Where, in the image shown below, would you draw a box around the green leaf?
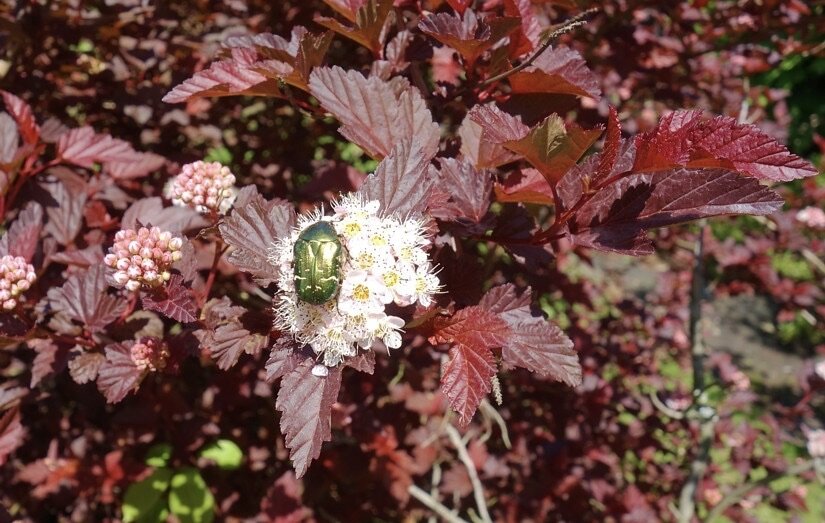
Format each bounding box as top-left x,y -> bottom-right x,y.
169,467 -> 215,523
145,443 -> 172,467
122,468 -> 173,523
199,439 -> 243,470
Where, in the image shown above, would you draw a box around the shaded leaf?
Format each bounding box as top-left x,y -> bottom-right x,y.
0,112 -> 18,165
51,265 -> 126,333
504,319 -> 581,386
0,90 -> 39,145
441,343 -> 496,426
0,408 -> 24,466
265,338 -> 307,382
196,297 -> 269,369
218,187 -> 295,286
56,126 -> 134,169
67,352 -> 106,385
105,151 -> 166,180
316,0 -> 393,55
570,167 -> 784,255
41,172 -> 88,246
432,306 -> 511,350
494,168 -> 554,206
121,197 -> 206,233
432,158 -> 492,223
141,275 -> 197,323
28,339 -> 65,388
508,46 -> 601,99
419,11 -> 519,67
0,202 -> 43,261
503,0 -> 541,55
49,245 -> 104,268
276,360 -> 342,478
345,349 -> 375,374
309,66 -> 439,159
97,342 -> 145,404
0,384 -> 26,410
478,283 -> 532,323
458,109 -> 520,169
358,139 -> 439,218
593,106 -> 622,184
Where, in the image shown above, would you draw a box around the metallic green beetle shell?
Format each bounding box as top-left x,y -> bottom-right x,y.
293,221 -> 344,305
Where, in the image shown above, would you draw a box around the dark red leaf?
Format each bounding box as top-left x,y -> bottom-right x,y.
478,283 -> 532,322
503,0 -> 541,55
67,352 -> 106,385
104,151 -> 166,180
141,275 -> 197,323
97,343 -> 144,404
0,384 -> 26,411
56,126 -> 135,169
0,112 -> 18,165
218,187 -> 295,286
163,48 -> 284,104
195,297 -> 270,369
440,342 -> 497,426
0,202 -> 43,261
41,171 -> 88,246
276,360 -> 342,478
458,110 -> 520,169
593,106 -> 622,184
28,339 -> 66,388
432,158 -> 492,223
49,245 -> 104,268
260,471 -> 312,521
121,197 -> 206,233
315,0 -> 393,55
508,46 -> 601,99
633,110 -> 817,181
265,338 -> 308,382
345,350 -> 375,374
503,318 -> 581,386
433,306 -> 511,351
0,407 -> 24,466
358,139 -> 439,218
0,90 -> 39,145
419,11 -> 519,67
570,167 -> 784,255
309,66 -> 439,159
494,168 -> 554,206
50,265 -> 126,333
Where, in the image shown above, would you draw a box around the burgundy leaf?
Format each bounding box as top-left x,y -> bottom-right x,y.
0,90 -> 39,145
440,342 -> 497,426
56,126 -> 135,169
28,339 -> 64,388
503,318 -> 581,386
0,202 -> 43,261
570,167 -> 784,255
478,283 -> 532,323
0,384 -> 26,411
433,158 -> 492,223
503,0 -> 541,55
508,46 -> 601,99
494,168 -> 554,206
104,151 -> 166,180
315,0 -> 393,55
163,48 -> 283,104
633,110 -> 817,181
41,172 -> 88,246
39,118 -> 69,143
0,408 -> 24,466
419,11 -> 519,67
218,187 -> 295,286
0,112 -> 18,165
358,139 -> 439,218
205,323 -> 268,370
345,350 -> 376,374
467,103 -> 530,144
97,343 -> 145,404
593,106 -> 622,184
141,275 -> 197,323
67,352 -> 106,385
121,197 -> 206,233
458,110 -> 520,169
49,245 -> 104,268
276,360 -> 342,478
432,306 -> 511,351
50,265 -> 126,333
265,338 -> 307,382
308,66 -> 440,159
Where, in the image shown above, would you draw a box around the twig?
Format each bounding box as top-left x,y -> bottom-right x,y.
707,460 -> 815,520
428,461 -> 443,523
445,425 -> 492,523
649,391 -> 686,420
409,484 -> 469,523
479,8 -> 599,87
479,399 -> 512,449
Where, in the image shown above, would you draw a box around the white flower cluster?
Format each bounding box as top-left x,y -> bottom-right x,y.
271,194 -> 441,367
104,227 -> 183,291
165,160 -> 237,215
0,255 -> 37,310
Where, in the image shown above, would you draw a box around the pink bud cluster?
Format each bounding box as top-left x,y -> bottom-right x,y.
104,227 -> 183,292
796,206 -> 825,230
166,160 -> 237,214
130,337 -> 169,372
0,255 -> 36,310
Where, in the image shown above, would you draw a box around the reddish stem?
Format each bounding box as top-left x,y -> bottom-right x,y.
200,239 -> 224,308
119,292 -> 139,322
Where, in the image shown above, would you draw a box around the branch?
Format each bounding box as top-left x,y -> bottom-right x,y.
707,460 -> 816,521
408,484 -> 469,523
445,425 -> 492,523
479,8 -> 600,87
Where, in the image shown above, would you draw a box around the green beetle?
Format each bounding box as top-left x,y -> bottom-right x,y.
293,221 -> 344,305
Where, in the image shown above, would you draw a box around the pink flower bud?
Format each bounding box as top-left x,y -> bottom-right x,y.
116,259 -> 130,271
125,280 -> 141,292
104,254 -> 117,266
128,241 -> 141,254
113,271 -> 129,285
3,299 -> 15,310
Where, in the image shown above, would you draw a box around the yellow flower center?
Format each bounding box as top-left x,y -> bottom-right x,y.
356,253 -> 374,268
343,221 -> 361,236
353,284 -> 370,301
370,234 -> 387,247
383,271 -> 400,287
